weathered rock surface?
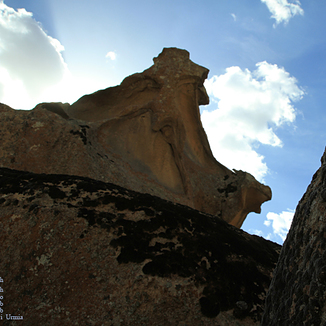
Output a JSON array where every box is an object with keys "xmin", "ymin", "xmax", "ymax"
[
  {"xmin": 0, "ymin": 167, "xmax": 280, "ymax": 325},
  {"xmin": 0, "ymin": 48, "xmax": 271, "ymax": 228},
  {"xmin": 262, "ymin": 148, "xmax": 326, "ymax": 325}
]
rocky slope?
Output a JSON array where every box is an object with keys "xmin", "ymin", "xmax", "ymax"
[{"xmin": 0, "ymin": 167, "xmax": 280, "ymax": 325}]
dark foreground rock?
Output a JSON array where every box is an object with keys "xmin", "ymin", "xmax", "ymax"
[
  {"xmin": 0, "ymin": 168, "xmax": 280, "ymax": 325},
  {"xmin": 262, "ymin": 148, "xmax": 326, "ymax": 325}
]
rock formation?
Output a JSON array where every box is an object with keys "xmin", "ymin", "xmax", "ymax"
[
  {"xmin": 0, "ymin": 167, "xmax": 280, "ymax": 325},
  {"xmin": 0, "ymin": 48, "xmax": 271, "ymax": 228},
  {"xmin": 262, "ymin": 148, "xmax": 326, "ymax": 325}
]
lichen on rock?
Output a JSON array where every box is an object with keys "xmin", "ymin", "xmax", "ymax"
[{"xmin": 0, "ymin": 167, "xmax": 280, "ymax": 325}]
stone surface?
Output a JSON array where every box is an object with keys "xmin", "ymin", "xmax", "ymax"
[
  {"xmin": 0, "ymin": 167, "xmax": 280, "ymax": 325},
  {"xmin": 262, "ymin": 147, "xmax": 326, "ymax": 325},
  {"xmin": 0, "ymin": 48, "xmax": 271, "ymax": 228}
]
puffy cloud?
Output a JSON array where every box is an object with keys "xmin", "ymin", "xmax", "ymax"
[
  {"xmin": 261, "ymin": 0, "xmax": 304, "ymax": 26},
  {"xmin": 201, "ymin": 61, "xmax": 304, "ymax": 181},
  {"xmin": 248, "ymin": 229, "xmax": 264, "ymax": 237},
  {"xmin": 106, "ymin": 51, "xmax": 117, "ymax": 60},
  {"xmin": 264, "ymin": 209, "xmax": 294, "ymax": 241},
  {"xmin": 0, "ymin": 1, "xmax": 67, "ymax": 109}
]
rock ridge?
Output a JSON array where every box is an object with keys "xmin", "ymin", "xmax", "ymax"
[{"xmin": 0, "ymin": 47, "xmax": 271, "ymax": 228}]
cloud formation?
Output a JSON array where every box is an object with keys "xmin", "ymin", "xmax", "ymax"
[
  {"xmin": 202, "ymin": 61, "xmax": 304, "ymax": 181},
  {"xmin": 106, "ymin": 51, "xmax": 117, "ymax": 60},
  {"xmin": 264, "ymin": 209, "xmax": 294, "ymax": 241},
  {"xmin": 0, "ymin": 1, "xmax": 67, "ymax": 109},
  {"xmin": 261, "ymin": 0, "xmax": 304, "ymax": 26}
]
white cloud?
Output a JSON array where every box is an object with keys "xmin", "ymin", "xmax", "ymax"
[
  {"xmin": 41, "ymin": 71, "xmax": 109, "ymax": 107},
  {"xmin": 261, "ymin": 0, "xmax": 304, "ymax": 26},
  {"xmin": 248, "ymin": 229, "xmax": 264, "ymax": 237},
  {"xmin": 264, "ymin": 209, "xmax": 294, "ymax": 241},
  {"xmin": 201, "ymin": 62, "xmax": 304, "ymax": 181},
  {"xmin": 106, "ymin": 51, "xmax": 117, "ymax": 60},
  {"xmin": 0, "ymin": 2, "xmax": 67, "ymax": 109},
  {"xmin": 231, "ymin": 13, "xmax": 237, "ymax": 22}
]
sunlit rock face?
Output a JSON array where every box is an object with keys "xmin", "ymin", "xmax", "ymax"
[
  {"xmin": 0, "ymin": 48, "xmax": 271, "ymax": 227},
  {"xmin": 262, "ymin": 148, "xmax": 326, "ymax": 325}
]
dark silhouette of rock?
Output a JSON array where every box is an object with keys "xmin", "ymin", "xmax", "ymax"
[
  {"xmin": 0, "ymin": 48, "xmax": 271, "ymax": 228},
  {"xmin": 0, "ymin": 167, "xmax": 280, "ymax": 325},
  {"xmin": 262, "ymin": 148, "xmax": 326, "ymax": 325}
]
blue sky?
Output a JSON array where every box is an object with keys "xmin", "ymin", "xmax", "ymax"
[{"xmin": 1, "ymin": 0, "xmax": 325, "ymax": 244}]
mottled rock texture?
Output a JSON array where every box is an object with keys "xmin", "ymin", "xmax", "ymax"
[
  {"xmin": 0, "ymin": 168, "xmax": 280, "ymax": 325},
  {"xmin": 0, "ymin": 48, "xmax": 271, "ymax": 228},
  {"xmin": 262, "ymin": 148, "xmax": 326, "ymax": 325}
]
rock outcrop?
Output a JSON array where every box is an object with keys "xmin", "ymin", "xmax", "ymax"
[
  {"xmin": 0, "ymin": 167, "xmax": 280, "ymax": 325},
  {"xmin": 0, "ymin": 48, "xmax": 271, "ymax": 228},
  {"xmin": 262, "ymin": 148, "xmax": 326, "ymax": 325}
]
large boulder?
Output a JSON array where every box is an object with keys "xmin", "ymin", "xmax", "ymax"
[
  {"xmin": 262, "ymin": 148, "xmax": 326, "ymax": 325},
  {"xmin": 0, "ymin": 167, "xmax": 280, "ymax": 325},
  {"xmin": 0, "ymin": 48, "xmax": 271, "ymax": 228}
]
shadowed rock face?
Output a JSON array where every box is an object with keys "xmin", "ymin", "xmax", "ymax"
[
  {"xmin": 262, "ymin": 148, "xmax": 326, "ymax": 325},
  {"xmin": 0, "ymin": 167, "xmax": 280, "ymax": 325},
  {"xmin": 0, "ymin": 48, "xmax": 271, "ymax": 227}
]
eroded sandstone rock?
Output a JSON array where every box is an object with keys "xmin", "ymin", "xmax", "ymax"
[
  {"xmin": 262, "ymin": 147, "xmax": 326, "ymax": 325},
  {"xmin": 0, "ymin": 167, "xmax": 280, "ymax": 325},
  {"xmin": 0, "ymin": 48, "xmax": 271, "ymax": 227}
]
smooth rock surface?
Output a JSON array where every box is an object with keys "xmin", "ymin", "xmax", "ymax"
[
  {"xmin": 0, "ymin": 167, "xmax": 280, "ymax": 325},
  {"xmin": 0, "ymin": 48, "xmax": 271, "ymax": 228},
  {"xmin": 262, "ymin": 148, "xmax": 326, "ymax": 325}
]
